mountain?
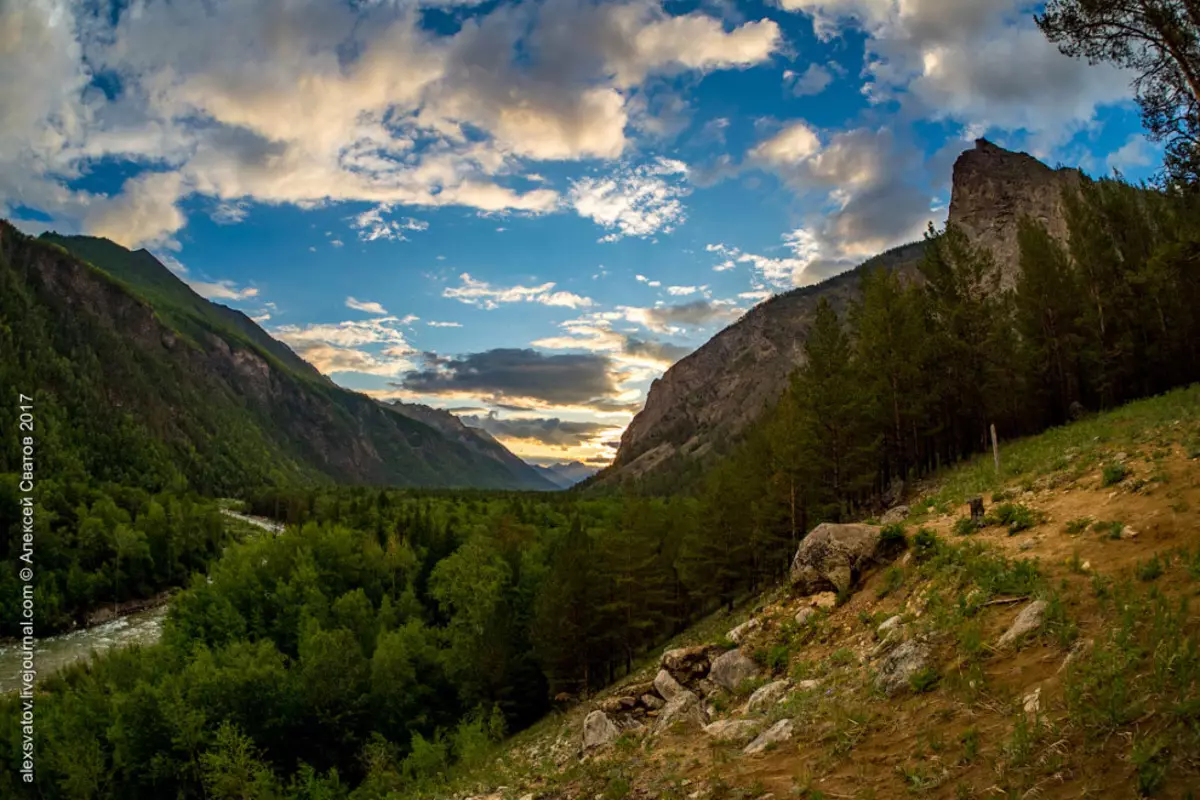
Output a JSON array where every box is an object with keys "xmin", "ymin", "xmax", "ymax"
[
  {"xmin": 0, "ymin": 223, "xmax": 551, "ymax": 492},
  {"xmin": 532, "ymin": 461, "xmax": 598, "ymax": 489},
  {"xmin": 596, "ymin": 140, "xmax": 1083, "ymax": 489}
]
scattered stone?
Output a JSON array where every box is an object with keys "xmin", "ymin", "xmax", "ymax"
[
  {"xmin": 876, "ymin": 615, "xmax": 904, "ymax": 640},
  {"xmin": 710, "ymin": 649, "xmax": 760, "ymax": 693},
  {"xmin": 727, "ymin": 618, "xmax": 761, "ymax": 644},
  {"xmin": 1058, "ymin": 638, "xmax": 1094, "ymax": 674},
  {"xmin": 795, "ymin": 679, "xmax": 821, "ymax": 691},
  {"xmin": 1124, "ymin": 527, "xmax": 1139, "ymax": 539},
  {"xmin": 582, "ymin": 710, "xmax": 620, "ymax": 751},
  {"xmin": 875, "ymin": 638, "xmax": 932, "ymax": 696},
  {"xmin": 744, "ymin": 719, "xmax": 795, "ymax": 755},
  {"xmin": 1022, "ymin": 687, "xmax": 1041, "ymax": 719},
  {"xmin": 702, "ymin": 719, "xmax": 762, "ymax": 744},
  {"xmin": 1081, "ymin": 560, "xmax": 1092, "ymax": 572},
  {"xmin": 881, "ymin": 505, "xmax": 909, "ymax": 525},
  {"xmin": 746, "ymin": 680, "xmax": 791, "ymax": 713},
  {"xmin": 655, "ymin": 669, "xmax": 686, "ymax": 701},
  {"xmin": 810, "ymin": 592, "xmax": 837, "ymax": 610},
  {"xmin": 696, "ymin": 678, "xmax": 721, "ymax": 698},
  {"xmin": 653, "ymin": 689, "xmax": 705, "ymax": 736},
  {"xmin": 790, "ymin": 523, "xmax": 889, "ymax": 596},
  {"xmin": 641, "ymin": 693, "xmax": 665, "ymax": 710},
  {"xmin": 794, "ymin": 606, "xmax": 816, "ymax": 625},
  {"xmin": 997, "ymin": 600, "xmax": 1048, "ymax": 648},
  {"xmin": 598, "ymin": 696, "xmax": 637, "ymax": 714}
]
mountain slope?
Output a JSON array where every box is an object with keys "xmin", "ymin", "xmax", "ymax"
[
  {"xmin": 597, "ymin": 140, "xmax": 1085, "ymax": 489},
  {"xmin": 0, "ymin": 223, "xmax": 550, "ymax": 492}
]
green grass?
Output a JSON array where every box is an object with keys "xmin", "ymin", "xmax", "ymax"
[
  {"xmin": 984, "ymin": 502, "xmax": 1045, "ymax": 535},
  {"xmin": 1065, "ymin": 517, "xmax": 1093, "ymax": 534}
]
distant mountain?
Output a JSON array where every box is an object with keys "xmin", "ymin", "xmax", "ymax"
[
  {"xmin": 0, "ymin": 224, "xmax": 551, "ymax": 492},
  {"xmin": 594, "ymin": 140, "xmax": 1082, "ymax": 490},
  {"xmin": 532, "ymin": 461, "xmax": 598, "ymax": 489}
]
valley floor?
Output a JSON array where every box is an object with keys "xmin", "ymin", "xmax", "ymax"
[{"xmin": 437, "ymin": 388, "xmax": 1200, "ymax": 800}]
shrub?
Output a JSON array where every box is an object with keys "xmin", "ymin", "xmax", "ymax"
[
  {"xmin": 952, "ymin": 515, "xmax": 981, "ymax": 536},
  {"xmin": 1093, "ymin": 519, "xmax": 1125, "ymax": 540},
  {"xmin": 1137, "ymin": 554, "xmax": 1165, "ymax": 582},
  {"xmin": 1102, "ymin": 462, "xmax": 1130, "ymax": 487},
  {"xmin": 912, "ymin": 528, "xmax": 940, "ymax": 562},
  {"xmin": 984, "ymin": 502, "xmax": 1043, "ymax": 535},
  {"xmin": 909, "ymin": 667, "xmax": 940, "ymax": 693},
  {"xmin": 880, "ymin": 523, "xmax": 908, "ymax": 551},
  {"xmin": 1065, "ymin": 517, "xmax": 1092, "ymax": 535},
  {"xmin": 765, "ymin": 644, "xmax": 790, "ymax": 673},
  {"xmin": 876, "ymin": 566, "xmax": 905, "ymax": 599}
]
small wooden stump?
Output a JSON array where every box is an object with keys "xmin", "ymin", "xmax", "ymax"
[{"xmin": 969, "ymin": 496, "xmax": 985, "ymax": 521}]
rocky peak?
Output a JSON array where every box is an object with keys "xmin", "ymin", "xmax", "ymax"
[{"xmin": 947, "ymin": 138, "xmax": 1081, "ymax": 288}]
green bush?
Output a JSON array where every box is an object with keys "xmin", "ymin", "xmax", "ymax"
[
  {"xmin": 880, "ymin": 523, "xmax": 908, "ymax": 550},
  {"xmin": 984, "ymin": 502, "xmax": 1043, "ymax": 534},
  {"xmin": 1102, "ymin": 462, "xmax": 1131, "ymax": 487},
  {"xmin": 912, "ymin": 528, "xmax": 941, "ymax": 562},
  {"xmin": 1137, "ymin": 554, "xmax": 1165, "ymax": 582},
  {"xmin": 909, "ymin": 667, "xmax": 940, "ymax": 693},
  {"xmin": 1065, "ymin": 517, "xmax": 1092, "ymax": 535},
  {"xmin": 953, "ymin": 515, "xmax": 982, "ymax": 536}
]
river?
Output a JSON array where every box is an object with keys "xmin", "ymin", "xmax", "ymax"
[
  {"xmin": 0, "ymin": 509, "xmax": 283, "ymax": 693},
  {"xmin": 0, "ymin": 604, "xmax": 169, "ymax": 694}
]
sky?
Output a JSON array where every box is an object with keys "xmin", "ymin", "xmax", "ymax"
[{"xmin": 0, "ymin": 0, "xmax": 1155, "ymax": 467}]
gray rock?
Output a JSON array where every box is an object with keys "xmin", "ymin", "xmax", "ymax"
[
  {"xmin": 997, "ymin": 600, "xmax": 1048, "ymax": 647},
  {"xmin": 743, "ymin": 719, "xmax": 795, "ymax": 755},
  {"xmin": 795, "ymin": 679, "xmax": 821, "ymax": 691},
  {"xmin": 710, "ymin": 649, "xmax": 760, "ymax": 693},
  {"xmin": 790, "ymin": 523, "xmax": 887, "ymax": 596},
  {"xmin": 746, "ymin": 680, "xmax": 790, "ymax": 714},
  {"xmin": 660, "ymin": 645, "xmax": 714, "ymax": 684},
  {"xmin": 702, "ymin": 719, "xmax": 762, "ymax": 744},
  {"xmin": 794, "ymin": 607, "xmax": 816, "ymax": 626},
  {"xmin": 880, "ymin": 505, "xmax": 909, "ymax": 525},
  {"xmin": 876, "ymin": 615, "xmax": 904, "ymax": 641},
  {"xmin": 641, "ymin": 693, "xmax": 665, "ymax": 710},
  {"xmin": 582, "ymin": 710, "xmax": 620, "ymax": 751},
  {"xmin": 875, "ymin": 639, "xmax": 932, "ymax": 696},
  {"xmin": 654, "ymin": 668, "xmax": 686, "ymax": 701},
  {"xmin": 727, "ymin": 618, "xmax": 760, "ymax": 644},
  {"xmin": 652, "ymin": 689, "xmax": 705, "ymax": 736}
]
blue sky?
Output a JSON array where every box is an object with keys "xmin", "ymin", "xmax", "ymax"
[{"xmin": 1, "ymin": 0, "xmax": 1151, "ymax": 465}]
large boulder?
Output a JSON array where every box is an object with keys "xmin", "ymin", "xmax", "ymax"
[
  {"xmin": 652, "ymin": 689, "xmax": 705, "ymax": 736},
  {"xmin": 661, "ymin": 645, "xmax": 715, "ymax": 684},
  {"xmin": 582, "ymin": 710, "xmax": 620, "ymax": 751},
  {"xmin": 654, "ymin": 668, "xmax": 686, "ymax": 701},
  {"xmin": 790, "ymin": 523, "xmax": 889, "ymax": 595},
  {"xmin": 710, "ymin": 648, "xmax": 760, "ymax": 693}
]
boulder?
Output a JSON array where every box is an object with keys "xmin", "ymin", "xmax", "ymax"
[
  {"xmin": 598, "ymin": 696, "xmax": 637, "ymax": 714},
  {"xmin": 794, "ymin": 607, "xmax": 816, "ymax": 626},
  {"xmin": 582, "ymin": 710, "xmax": 620, "ymax": 751},
  {"xmin": 790, "ymin": 523, "xmax": 887, "ymax": 596},
  {"xmin": 710, "ymin": 649, "xmax": 760, "ymax": 693},
  {"xmin": 795, "ymin": 679, "xmax": 821, "ymax": 691},
  {"xmin": 641, "ymin": 693, "xmax": 665, "ymax": 710},
  {"xmin": 875, "ymin": 639, "xmax": 932, "ymax": 696},
  {"xmin": 810, "ymin": 592, "xmax": 838, "ymax": 610},
  {"xmin": 746, "ymin": 680, "xmax": 791, "ymax": 714},
  {"xmin": 881, "ymin": 505, "xmax": 909, "ymax": 526},
  {"xmin": 997, "ymin": 600, "xmax": 1047, "ymax": 647},
  {"xmin": 727, "ymin": 618, "xmax": 760, "ymax": 644},
  {"xmin": 703, "ymin": 719, "xmax": 763, "ymax": 744},
  {"xmin": 876, "ymin": 615, "xmax": 904, "ymax": 642},
  {"xmin": 744, "ymin": 719, "xmax": 795, "ymax": 755},
  {"xmin": 661, "ymin": 645, "xmax": 714, "ymax": 684},
  {"xmin": 652, "ymin": 689, "xmax": 705, "ymax": 736},
  {"xmin": 654, "ymin": 668, "xmax": 686, "ymax": 701}
]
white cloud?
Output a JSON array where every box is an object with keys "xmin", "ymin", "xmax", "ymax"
[
  {"xmin": 427, "ymin": 320, "xmax": 463, "ymax": 328},
  {"xmin": 569, "ymin": 158, "xmax": 689, "ymax": 240},
  {"xmin": 784, "ymin": 63, "xmax": 835, "ymax": 96},
  {"xmin": 666, "ymin": 285, "xmax": 699, "ymax": 296},
  {"xmin": 1107, "ymin": 135, "xmax": 1157, "ymax": 173},
  {"xmin": 443, "ymin": 272, "xmax": 593, "ymax": 310},
  {"xmin": 212, "ymin": 199, "xmax": 249, "ymax": 224},
  {"xmin": 351, "ymin": 204, "xmax": 429, "ymax": 242},
  {"xmin": 346, "ymin": 297, "xmax": 389, "ymax": 315},
  {"xmin": 272, "ymin": 315, "xmax": 418, "ymax": 376}
]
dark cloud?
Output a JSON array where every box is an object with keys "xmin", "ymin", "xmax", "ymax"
[
  {"xmin": 628, "ymin": 300, "xmax": 741, "ymax": 333},
  {"xmin": 396, "ymin": 348, "xmax": 632, "ymax": 409},
  {"xmin": 622, "ymin": 336, "xmax": 693, "ymax": 364},
  {"xmin": 460, "ymin": 413, "xmax": 610, "ymax": 447}
]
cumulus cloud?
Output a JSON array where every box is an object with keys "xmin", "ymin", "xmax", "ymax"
[
  {"xmin": 0, "ymin": 0, "xmax": 779, "ymax": 247},
  {"xmin": 532, "ymin": 313, "xmax": 693, "ymax": 368},
  {"xmin": 620, "ymin": 299, "xmax": 742, "ymax": 334},
  {"xmin": 397, "ymin": 348, "xmax": 637, "ymax": 411},
  {"xmin": 569, "ymin": 158, "xmax": 690, "ymax": 240},
  {"xmin": 346, "ymin": 297, "xmax": 389, "ymax": 315},
  {"xmin": 443, "ymin": 273, "xmax": 593, "ymax": 310},
  {"xmin": 273, "ymin": 315, "xmax": 417, "ymax": 376},
  {"xmin": 776, "ymin": 0, "xmax": 1132, "ymax": 143},
  {"xmin": 426, "ymin": 320, "xmax": 463, "ymax": 328},
  {"xmin": 351, "ymin": 205, "xmax": 429, "ymax": 242},
  {"xmin": 784, "ymin": 63, "xmax": 836, "ymax": 96}
]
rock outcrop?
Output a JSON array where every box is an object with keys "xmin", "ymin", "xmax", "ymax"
[
  {"xmin": 709, "ymin": 649, "xmax": 760, "ymax": 693},
  {"xmin": 582, "ymin": 710, "xmax": 620, "ymax": 751},
  {"xmin": 947, "ymin": 139, "xmax": 1082, "ymax": 289}
]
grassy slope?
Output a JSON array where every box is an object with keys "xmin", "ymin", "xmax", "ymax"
[{"xmin": 437, "ymin": 386, "xmax": 1200, "ymax": 799}]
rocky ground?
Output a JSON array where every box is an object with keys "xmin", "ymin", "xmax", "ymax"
[{"xmin": 436, "ymin": 391, "xmax": 1200, "ymax": 799}]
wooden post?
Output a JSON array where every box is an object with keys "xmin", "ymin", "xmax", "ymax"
[{"xmin": 991, "ymin": 424, "xmax": 1000, "ymax": 474}]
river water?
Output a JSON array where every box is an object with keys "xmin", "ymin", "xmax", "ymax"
[
  {"xmin": 0, "ymin": 604, "xmax": 169, "ymax": 694},
  {"xmin": 0, "ymin": 509, "xmax": 282, "ymax": 694}
]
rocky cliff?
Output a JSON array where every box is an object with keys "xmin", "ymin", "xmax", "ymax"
[
  {"xmin": 599, "ymin": 140, "xmax": 1082, "ymax": 487},
  {"xmin": 947, "ymin": 139, "xmax": 1082, "ymax": 288}
]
